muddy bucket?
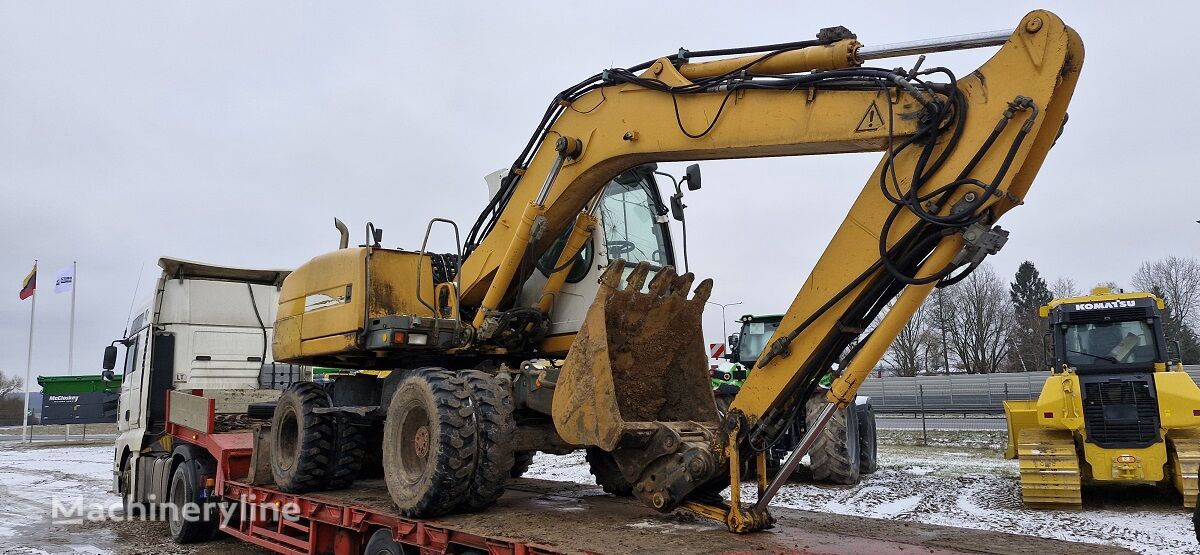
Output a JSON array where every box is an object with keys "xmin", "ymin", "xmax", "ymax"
[{"xmin": 552, "ymin": 260, "xmax": 720, "ymax": 451}]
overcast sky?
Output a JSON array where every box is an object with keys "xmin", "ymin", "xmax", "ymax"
[{"xmin": 2, "ymin": 1, "xmax": 1196, "ymax": 388}]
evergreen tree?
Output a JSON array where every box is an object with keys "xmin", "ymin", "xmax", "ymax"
[
  {"xmin": 1009, "ymin": 261, "xmax": 1053, "ymax": 372},
  {"xmin": 1151, "ymin": 286, "xmax": 1200, "ymax": 363}
]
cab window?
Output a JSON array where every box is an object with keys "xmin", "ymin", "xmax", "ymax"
[{"xmin": 598, "ymin": 179, "xmax": 671, "ymax": 265}]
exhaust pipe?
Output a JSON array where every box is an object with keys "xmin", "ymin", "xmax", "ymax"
[{"xmin": 334, "ymin": 218, "xmax": 349, "ymax": 249}]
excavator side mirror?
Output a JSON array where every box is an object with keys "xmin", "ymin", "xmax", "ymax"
[
  {"xmin": 103, "ymin": 345, "xmax": 118, "ymax": 371},
  {"xmin": 684, "ymin": 164, "xmax": 701, "ymax": 191}
]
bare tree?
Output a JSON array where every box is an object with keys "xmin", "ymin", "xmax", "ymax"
[
  {"xmin": 924, "ymin": 287, "xmax": 954, "ymax": 374},
  {"xmin": 946, "ymin": 264, "xmax": 1012, "ymax": 374},
  {"xmin": 0, "ymin": 371, "xmax": 22, "ymax": 398},
  {"xmin": 1132, "ymin": 256, "xmax": 1200, "ymax": 331},
  {"xmin": 885, "ymin": 302, "xmax": 935, "ymax": 376},
  {"xmin": 1050, "ymin": 276, "xmax": 1080, "ymax": 299}
]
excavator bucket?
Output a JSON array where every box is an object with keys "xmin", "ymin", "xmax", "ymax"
[{"xmin": 552, "ymin": 260, "xmax": 720, "ymax": 451}]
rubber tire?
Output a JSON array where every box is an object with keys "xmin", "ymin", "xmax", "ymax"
[
  {"xmin": 511, "ymin": 451, "xmax": 535, "ymax": 478},
  {"xmin": 324, "ymin": 417, "xmax": 367, "ymax": 490},
  {"xmin": 270, "ymin": 382, "xmax": 335, "ymax": 493},
  {"xmin": 167, "ymin": 462, "xmax": 218, "ymax": 544},
  {"xmin": 1193, "ymin": 500, "xmax": 1199, "ymax": 543},
  {"xmin": 364, "ymin": 528, "xmax": 409, "ymax": 555},
  {"xmin": 856, "ymin": 402, "xmax": 879, "ymax": 475},
  {"xmin": 383, "ymin": 369, "xmax": 477, "ymax": 518},
  {"xmin": 120, "ymin": 459, "xmax": 147, "ymax": 520},
  {"xmin": 458, "ymin": 370, "xmax": 515, "ymax": 512},
  {"xmin": 806, "ymin": 396, "xmax": 861, "ymax": 485},
  {"xmin": 586, "ymin": 447, "xmax": 633, "ymax": 497}
]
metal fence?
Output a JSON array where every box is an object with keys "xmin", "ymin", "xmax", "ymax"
[{"xmin": 859, "ymin": 365, "xmax": 1200, "ymax": 415}]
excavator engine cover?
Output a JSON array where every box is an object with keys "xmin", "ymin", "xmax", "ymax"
[{"xmin": 552, "ymin": 260, "xmax": 720, "ymax": 451}]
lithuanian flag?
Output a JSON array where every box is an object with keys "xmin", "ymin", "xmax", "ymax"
[{"xmin": 18, "ymin": 264, "xmax": 35, "ymax": 300}]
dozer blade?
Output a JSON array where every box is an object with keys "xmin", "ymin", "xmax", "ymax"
[{"xmin": 552, "ymin": 260, "xmax": 720, "ymax": 451}]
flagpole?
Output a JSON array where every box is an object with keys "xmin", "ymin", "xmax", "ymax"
[
  {"xmin": 22, "ymin": 261, "xmax": 37, "ymax": 443},
  {"xmin": 67, "ymin": 261, "xmax": 77, "ymax": 441}
]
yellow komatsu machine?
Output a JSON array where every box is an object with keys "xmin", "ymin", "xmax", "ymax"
[
  {"xmin": 268, "ymin": 11, "xmax": 1082, "ymax": 532},
  {"xmin": 1005, "ymin": 289, "xmax": 1200, "ymax": 509}
]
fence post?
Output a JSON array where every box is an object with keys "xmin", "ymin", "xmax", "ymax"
[{"xmin": 918, "ymin": 384, "xmax": 929, "ymax": 446}]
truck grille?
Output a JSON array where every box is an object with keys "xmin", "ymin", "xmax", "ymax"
[{"xmin": 1081, "ymin": 378, "xmax": 1160, "ymax": 449}]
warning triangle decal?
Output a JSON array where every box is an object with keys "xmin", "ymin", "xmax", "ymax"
[{"xmin": 856, "ymin": 101, "xmax": 886, "ymax": 132}]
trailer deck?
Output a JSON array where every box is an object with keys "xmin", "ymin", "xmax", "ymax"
[{"xmin": 231, "ymin": 477, "xmax": 1133, "ymax": 555}]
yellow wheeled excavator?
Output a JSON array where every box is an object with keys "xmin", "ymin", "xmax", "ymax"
[
  {"xmin": 269, "ymin": 10, "xmax": 1082, "ymax": 532},
  {"xmin": 1004, "ymin": 288, "xmax": 1200, "ymax": 509}
]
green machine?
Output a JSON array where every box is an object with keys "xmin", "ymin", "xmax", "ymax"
[{"xmin": 37, "ymin": 374, "xmax": 123, "ymax": 425}]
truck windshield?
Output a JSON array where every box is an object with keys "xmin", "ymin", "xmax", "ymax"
[
  {"xmin": 1063, "ymin": 320, "xmax": 1158, "ymax": 366},
  {"xmin": 738, "ymin": 320, "xmax": 781, "ymax": 364}
]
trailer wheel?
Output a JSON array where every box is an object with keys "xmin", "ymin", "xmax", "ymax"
[
  {"xmin": 510, "ymin": 451, "xmax": 535, "ymax": 478},
  {"xmin": 458, "ymin": 370, "xmax": 515, "ymax": 512},
  {"xmin": 586, "ymin": 447, "xmax": 633, "ymax": 497},
  {"xmin": 383, "ymin": 369, "xmax": 477, "ymax": 517},
  {"xmin": 167, "ymin": 461, "xmax": 218, "ymax": 544},
  {"xmin": 856, "ymin": 402, "xmax": 878, "ymax": 475},
  {"xmin": 364, "ymin": 528, "xmax": 411, "ymax": 555},
  {"xmin": 270, "ymin": 382, "xmax": 335, "ymax": 493},
  {"xmin": 324, "ymin": 417, "xmax": 367, "ymax": 490},
  {"xmin": 806, "ymin": 396, "xmax": 861, "ymax": 485}
]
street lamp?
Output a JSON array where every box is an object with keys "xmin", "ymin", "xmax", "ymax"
[{"xmin": 706, "ymin": 301, "xmax": 744, "ymax": 345}]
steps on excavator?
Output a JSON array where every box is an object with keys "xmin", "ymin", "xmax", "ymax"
[
  {"xmin": 1016, "ymin": 428, "xmax": 1082, "ymax": 508},
  {"xmin": 1168, "ymin": 428, "xmax": 1200, "ymax": 509}
]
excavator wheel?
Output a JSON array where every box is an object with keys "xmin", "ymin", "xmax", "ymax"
[
  {"xmin": 1168, "ymin": 428, "xmax": 1200, "ymax": 509},
  {"xmin": 457, "ymin": 370, "xmax": 516, "ymax": 512},
  {"xmin": 383, "ymin": 369, "xmax": 477, "ymax": 518},
  {"xmin": 1015, "ymin": 428, "xmax": 1081, "ymax": 508},
  {"xmin": 323, "ymin": 417, "xmax": 367, "ymax": 490},
  {"xmin": 856, "ymin": 402, "xmax": 879, "ymax": 475},
  {"xmin": 511, "ymin": 451, "xmax": 535, "ymax": 478},
  {"xmin": 270, "ymin": 382, "xmax": 336, "ymax": 493},
  {"xmin": 585, "ymin": 447, "xmax": 633, "ymax": 497},
  {"xmin": 806, "ymin": 396, "xmax": 861, "ymax": 485}
]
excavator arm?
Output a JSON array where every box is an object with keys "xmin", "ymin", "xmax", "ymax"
[{"xmin": 458, "ymin": 10, "xmax": 1081, "ymax": 530}]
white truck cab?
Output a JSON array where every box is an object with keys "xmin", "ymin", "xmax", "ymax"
[{"xmin": 108, "ymin": 257, "xmax": 307, "ymax": 503}]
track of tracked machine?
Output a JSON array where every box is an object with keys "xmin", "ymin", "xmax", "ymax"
[
  {"xmin": 1168, "ymin": 428, "xmax": 1200, "ymax": 509},
  {"xmin": 1016, "ymin": 428, "xmax": 1082, "ymax": 508}
]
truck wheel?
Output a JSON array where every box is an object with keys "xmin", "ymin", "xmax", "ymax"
[
  {"xmin": 167, "ymin": 461, "xmax": 218, "ymax": 544},
  {"xmin": 806, "ymin": 396, "xmax": 861, "ymax": 485},
  {"xmin": 270, "ymin": 382, "xmax": 335, "ymax": 492},
  {"xmin": 383, "ymin": 369, "xmax": 477, "ymax": 517},
  {"xmin": 586, "ymin": 447, "xmax": 633, "ymax": 497},
  {"xmin": 458, "ymin": 370, "xmax": 515, "ymax": 512},
  {"xmin": 364, "ymin": 528, "xmax": 410, "ymax": 555},
  {"xmin": 856, "ymin": 402, "xmax": 878, "ymax": 475},
  {"xmin": 511, "ymin": 451, "xmax": 535, "ymax": 478},
  {"xmin": 119, "ymin": 458, "xmax": 147, "ymax": 519},
  {"xmin": 324, "ymin": 417, "xmax": 367, "ymax": 490}
]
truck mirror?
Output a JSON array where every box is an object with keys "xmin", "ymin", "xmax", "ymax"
[
  {"xmin": 684, "ymin": 164, "xmax": 701, "ymax": 191},
  {"xmin": 101, "ymin": 369, "xmax": 115, "ymax": 381},
  {"xmin": 103, "ymin": 345, "xmax": 118, "ymax": 370},
  {"xmin": 670, "ymin": 194, "xmax": 686, "ymax": 222}
]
